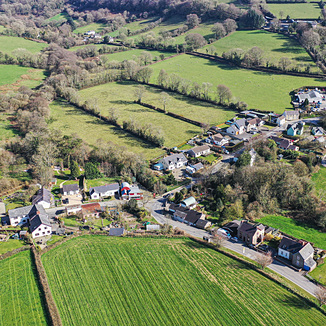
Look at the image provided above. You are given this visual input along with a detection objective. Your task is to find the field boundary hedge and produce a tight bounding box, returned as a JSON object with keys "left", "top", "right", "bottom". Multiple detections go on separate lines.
{"left": 0, "top": 245, "right": 30, "bottom": 261}
{"left": 189, "top": 51, "right": 325, "bottom": 79}
{"left": 31, "top": 247, "right": 63, "bottom": 326}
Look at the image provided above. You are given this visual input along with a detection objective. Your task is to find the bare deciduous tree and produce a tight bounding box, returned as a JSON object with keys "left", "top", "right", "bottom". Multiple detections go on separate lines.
{"left": 255, "top": 251, "right": 273, "bottom": 269}
{"left": 133, "top": 85, "right": 146, "bottom": 103}
{"left": 315, "top": 286, "right": 326, "bottom": 307}
{"left": 160, "top": 92, "right": 170, "bottom": 112}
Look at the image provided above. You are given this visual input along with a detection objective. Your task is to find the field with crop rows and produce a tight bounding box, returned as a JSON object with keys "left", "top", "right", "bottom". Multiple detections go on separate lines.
{"left": 200, "top": 30, "right": 317, "bottom": 68}
{"left": 78, "top": 82, "right": 201, "bottom": 148}
{"left": 0, "top": 36, "right": 46, "bottom": 54}
{"left": 49, "top": 100, "right": 164, "bottom": 159}
{"left": 79, "top": 80, "right": 234, "bottom": 126}
{"left": 0, "top": 250, "right": 48, "bottom": 325}
{"left": 268, "top": 3, "right": 321, "bottom": 19}
{"left": 149, "top": 54, "right": 326, "bottom": 112}
{"left": 42, "top": 236, "right": 326, "bottom": 326}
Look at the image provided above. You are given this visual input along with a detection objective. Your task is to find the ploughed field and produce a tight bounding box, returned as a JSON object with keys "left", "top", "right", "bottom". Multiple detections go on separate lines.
{"left": 42, "top": 236, "right": 326, "bottom": 326}
{"left": 0, "top": 250, "right": 48, "bottom": 325}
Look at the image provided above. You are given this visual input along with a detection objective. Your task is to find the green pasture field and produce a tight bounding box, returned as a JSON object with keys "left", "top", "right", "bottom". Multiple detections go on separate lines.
{"left": 256, "top": 215, "right": 326, "bottom": 249}
{"left": 149, "top": 54, "right": 326, "bottom": 112}
{"left": 102, "top": 49, "right": 175, "bottom": 61}
{"left": 42, "top": 236, "right": 326, "bottom": 326}
{"left": 85, "top": 176, "right": 120, "bottom": 188}
{"left": 0, "top": 239, "right": 25, "bottom": 255}
{"left": 0, "top": 250, "right": 48, "bottom": 325}
{"left": 0, "top": 25, "right": 5, "bottom": 33}
{"left": 73, "top": 23, "right": 107, "bottom": 34}
{"left": 268, "top": 3, "right": 322, "bottom": 19}
{"left": 79, "top": 81, "right": 234, "bottom": 126}
{"left": 200, "top": 30, "right": 317, "bottom": 68}
{"left": 0, "top": 65, "right": 45, "bottom": 89}
{"left": 130, "top": 15, "right": 186, "bottom": 40}
{"left": 310, "top": 263, "right": 326, "bottom": 285}
{"left": 68, "top": 43, "right": 118, "bottom": 52}
{"left": 47, "top": 13, "right": 68, "bottom": 22}
{"left": 49, "top": 100, "right": 164, "bottom": 159}
{"left": 173, "top": 21, "right": 216, "bottom": 45}
{"left": 0, "top": 112, "right": 18, "bottom": 141}
{"left": 0, "top": 36, "right": 46, "bottom": 54}
{"left": 78, "top": 83, "right": 201, "bottom": 148}
{"left": 312, "top": 166, "right": 326, "bottom": 196}
{"left": 122, "top": 16, "right": 160, "bottom": 33}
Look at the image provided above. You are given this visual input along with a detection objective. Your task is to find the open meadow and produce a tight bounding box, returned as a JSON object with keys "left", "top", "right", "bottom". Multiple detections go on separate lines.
{"left": 42, "top": 236, "right": 326, "bottom": 326}
{"left": 0, "top": 36, "right": 46, "bottom": 54}
{"left": 0, "top": 65, "right": 45, "bottom": 91}
{"left": 73, "top": 22, "right": 107, "bottom": 34}
{"left": 268, "top": 3, "right": 322, "bottom": 19}
{"left": 149, "top": 54, "right": 326, "bottom": 112}
{"left": 78, "top": 83, "right": 201, "bottom": 147}
{"left": 0, "top": 250, "right": 48, "bottom": 325}
{"left": 102, "top": 49, "right": 175, "bottom": 61}
{"left": 49, "top": 100, "right": 165, "bottom": 159}
{"left": 200, "top": 30, "right": 318, "bottom": 68}
{"left": 79, "top": 80, "right": 234, "bottom": 126}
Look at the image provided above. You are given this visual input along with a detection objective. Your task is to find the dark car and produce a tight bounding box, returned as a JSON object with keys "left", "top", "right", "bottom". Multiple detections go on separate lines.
{"left": 259, "top": 244, "right": 269, "bottom": 252}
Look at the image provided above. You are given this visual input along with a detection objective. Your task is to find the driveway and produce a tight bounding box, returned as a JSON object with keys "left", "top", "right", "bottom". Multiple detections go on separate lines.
{"left": 146, "top": 197, "right": 319, "bottom": 297}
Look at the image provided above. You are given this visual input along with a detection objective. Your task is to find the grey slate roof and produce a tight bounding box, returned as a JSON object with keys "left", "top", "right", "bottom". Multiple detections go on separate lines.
{"left": 32, "top": 188, "right": 54, "bottom": 205}
{"left": 298, "top": 243, "right": 314, "bottom": 260}
{"left": 109, "top": 228, "right": 125, "bottom": 236}
{"left": 279, "top": 236, "right": 302, "bottom": 253}
{"left": 89, "top": 183, "right": 119, "bottom": 195}
{"left": 161, "top": 153, "right": 187, "bottom": 166}
{"left": 62, "top": 183, "right": 79, "bottom": 193}
{"left": 195, "top": 219, "right": 210, "bottom": 228}
{"left": 29, "top": 213, "right": 51, "bottom": 233}
{"left": 9, "top": 204, "right": 46, "bottom": 219}
{"left": 188, "top": 145, "right": 210, "bottom": 155}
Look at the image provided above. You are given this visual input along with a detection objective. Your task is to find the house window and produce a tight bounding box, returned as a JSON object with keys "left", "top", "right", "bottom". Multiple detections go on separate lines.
{"left": 38, "top": 228, "right": 41, "bottom": 231}
{"left": 35, "top": 233, "right": 39, "bottom": 236}
{"left": 43, "top": 232, "right": 45, "bottom": 235}
{"left": 47, "top": 230, "right": 50, "bottom": 234}
{"left": 44, "top": 227, "right": 47, "bottom": 229}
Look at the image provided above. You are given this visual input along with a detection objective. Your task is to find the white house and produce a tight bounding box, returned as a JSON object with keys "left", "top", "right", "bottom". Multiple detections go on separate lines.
{"left": 187, "top": 145, "right": 210, "bottom": 158}
{"left": 32, "top": 188, "right": 54, "bottom": 209}
{"left": 89, "top": 183, "right": 120, "bottom": 200}
{"left": 62, "top": 184, "right": 79, "bottom": 196}
{"left": 8, "top": 205, "right": 45, "bottom": 226}
{"left": 29, "top": 213, "right": 52, "bottom": 238}
{"left": 276, "top": 115, "right": 286, "bottom": 126}
{"left": 209, "top": 133, "right": 228, "bottom": 146}
{"left": 158, "top": 153, "right": 187, "bottom": 170}
{"left": 226, "top": 119, "right": 247, "bottom": 135}
{"left": 297, "top": 90, "right": 323, "bottom": 104}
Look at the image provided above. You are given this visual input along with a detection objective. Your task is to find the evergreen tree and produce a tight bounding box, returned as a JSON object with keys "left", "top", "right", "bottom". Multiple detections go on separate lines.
{"left": 85, "top": 162, "right": 102, "bottom": 180}
{"left": 70, "top": 160, "right": 80, "bottom": 179}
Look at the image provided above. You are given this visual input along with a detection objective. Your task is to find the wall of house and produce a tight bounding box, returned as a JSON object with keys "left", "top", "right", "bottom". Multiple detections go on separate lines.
{"left": 278, "top": 248, "right": 290, "bottom": 259}
{"left": 292, "top": 253, "right": 304, "bottom": 268}
{"left": 10, "top": 215, "right": 29, "bottom": 226}
{"left": 32, "top": 224, "right": 52, "bottom": 238}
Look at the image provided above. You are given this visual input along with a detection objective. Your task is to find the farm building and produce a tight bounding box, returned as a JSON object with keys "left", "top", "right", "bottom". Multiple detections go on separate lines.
{"left": 32, "top": 187, "right": 55, "bottom": 208}
{"left": 109, "top": 228, "right": 125, "bottom": 236}
{"left": 62, "top": 184, "right": 80, "bottom": 196}
{"left": 187, "top": 145, "right": 210, "bottom": 158}
{"left": 297, "top": 90, "right": 323, "bottom": 104}
{"left": 158, "top": 153, "right": 187, "bottom": 170}
{"left": 89, "top": 183, "right": 120, "bottom": 200}
{"left": 180, "top": 197, "right": 197, "bottom": 209}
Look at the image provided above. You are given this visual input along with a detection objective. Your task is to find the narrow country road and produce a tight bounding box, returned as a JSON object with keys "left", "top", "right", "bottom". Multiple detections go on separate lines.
{"left": 146, "top": 197, "right": 319, "bottom": 298}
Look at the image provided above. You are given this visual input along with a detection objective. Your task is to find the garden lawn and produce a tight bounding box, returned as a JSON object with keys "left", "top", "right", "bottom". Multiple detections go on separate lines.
{"left": 42, "top": 236, "right": 326, "bottom": 326}
{"left": 150, "top": 54, "right": 326, "bottom": 112}
{"left": 268, "top": 3, "right": 322, "bottom": 19}
{"left": 0, "top": 36, "right": 46, "bottom": 54}
{"left": 256, "top": 215, "right": 326, "bottom": 249}
{"left": 78, "top": 81, "right": 234, "bottom": 127}
{"left": 310, "top": 263, "right": 326, "bottom": 286}
{"left": 78, "top": 83, "right": 202, "bottom": 148}
{"left": 0, "top": 250, "right": 48, "bottom": 325}
{"left": 102, "top": 49, "right": 175, "bottom": 61}
{"left": 49, "top": 100, "right": 164, "bottom": 159}
{"left": 0, "top": 239, "right": 25, "bottom": 255}
{"left": 85, "top": 176, "right": 120, "bottom": 188}
{"left": 200, "top": 30, "right": 317, "bottom": 68}
{"left": 73, "top": 23, "right": 107, "bottom": 34}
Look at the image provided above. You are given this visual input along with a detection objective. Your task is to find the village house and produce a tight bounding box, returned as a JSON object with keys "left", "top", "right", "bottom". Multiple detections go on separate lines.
{"left": 187, "top": 145, "right": 210, "bottom": 158}
{"left": 269, "top": 136, "right": 299, "bottom": 151}
{"left": 286, "top": 122, "right": 304, "bottom": 136}
{"left": 173, "top": 206, "right": 205, "bottom": 226}
{"left": 237, "top": 221, "right": 265, "bottom": 245}
{"left": 158, "top": 153, "right": 187, "bottom": 170}
{"left": 81, "top": 203, "right": 102, "bottom": 218}
{"left": 195, "top": 219, "right": 212, "bottom": 229}
{"left": 207, "top": 133, "right": 228, "bottom": 146}
{"left": 62, "top": 184, "right": 80, "bottom": 196}
{"left": 29, "top": 212, "right": 52, "bottom": 239}
{"left": 226, "top": 118, "right": 247, "bottom": 135}
{"left": 120, "top": 182, "right": 143, "bottom": 200}
{"left": 297, "top": 90, "right": 323, "bottom": 105}
{"left": 281, "top": 110, "right": 300, "bottom": 121}
{"left": 89, "top": 183, "right": 120, "bottom": 200}
{"left": 32, "top": 187, "right": 55, "bottom": 209}
{"left": 9, "top": 204, "right": 45, "bottom": 226}
{"left": 222, "top": 220, "right": 241, "bottom": 237}
{"left": 65, "top": 204, "right": 82, "bottom": 216}
{"left": 276, "top": 115, "right": 286, "bottom": 126}
{"left": 278, "top": 236, "right": 316, "bottom": 271}
{"left": 185, "top": 162, "right": 204, "bottom": 175}
{"left": 312, "top": 126, "right": 325, "bottom": 136}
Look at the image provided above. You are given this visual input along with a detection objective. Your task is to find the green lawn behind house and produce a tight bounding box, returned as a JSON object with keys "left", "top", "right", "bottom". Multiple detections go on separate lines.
{"left": 268, "top": 3, "right": 322, "bottom": 19}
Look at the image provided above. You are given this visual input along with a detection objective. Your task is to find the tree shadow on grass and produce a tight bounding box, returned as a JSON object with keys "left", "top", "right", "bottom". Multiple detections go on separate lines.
{"left": 280, "top": 294, "right": 313, "bottom": 310}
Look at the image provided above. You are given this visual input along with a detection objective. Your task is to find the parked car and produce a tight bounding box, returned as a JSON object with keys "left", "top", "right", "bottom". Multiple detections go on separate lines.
{"left": 248, "top": 243, "right": 255, "bottom": 249}
{"left": 258, "top": 244, "right": 269, "bottom": 252}
{"left": 230, "top": 237, "right": 238, "bottom": 242}
{"left": 216, "top": 228, "right": 231, "bottom": 239}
